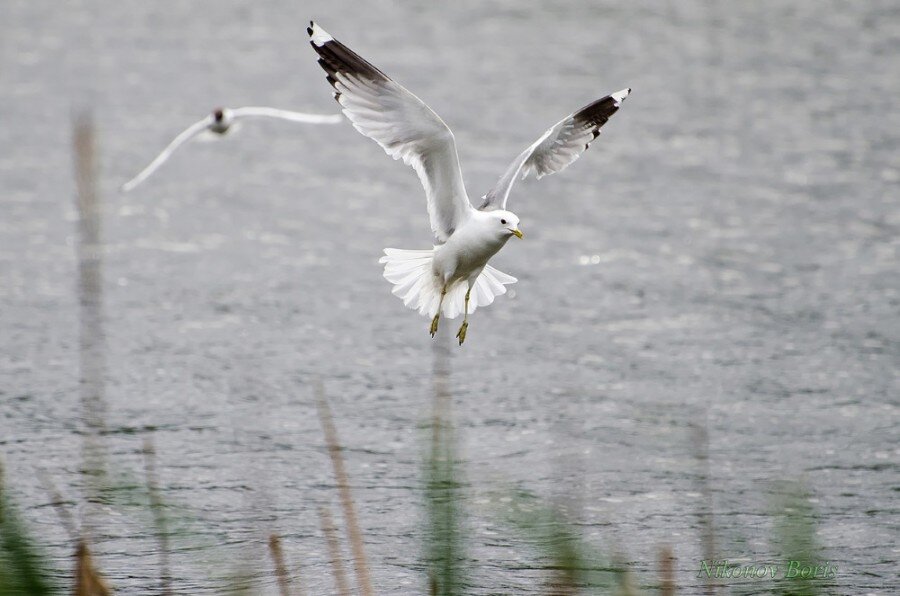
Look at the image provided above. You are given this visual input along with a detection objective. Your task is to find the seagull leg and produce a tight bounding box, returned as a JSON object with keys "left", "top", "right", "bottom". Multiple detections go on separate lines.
{"left": 456, "top": 288, "right": 471, "bottom": 345}
{"left": 429, "top": 314, "right": 440, "bottom": 337}
{"left": 430, "top": 285, "right": 447, "bottom": 337}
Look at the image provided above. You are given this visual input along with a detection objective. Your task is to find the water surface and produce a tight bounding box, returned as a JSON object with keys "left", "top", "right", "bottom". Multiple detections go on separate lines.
{"left": 1, "top": 0, "right": 897, "bottom": 593}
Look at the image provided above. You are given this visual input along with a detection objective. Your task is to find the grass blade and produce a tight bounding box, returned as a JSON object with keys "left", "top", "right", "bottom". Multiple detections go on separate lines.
{"left": 503, "top": 489, "right": 629, "bottom": 594}
{"left": 0, "top": 462, "right": 57, "bottom": 596}
{"left": 691, "top": 423, "right": 716, "bottom": 596}
{"left": 143, "top": 439, "right": 173, "bottom": 595}
{"left": 424, "top": 335, "right": 466, "bottom": 596}
{"left": 770, "top": 482, "right": 826, "bottom": 596}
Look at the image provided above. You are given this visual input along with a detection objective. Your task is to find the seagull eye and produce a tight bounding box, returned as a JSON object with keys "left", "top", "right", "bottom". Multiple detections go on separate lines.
{"left": 500, "top": 219, "right": 507, "bottom": 225}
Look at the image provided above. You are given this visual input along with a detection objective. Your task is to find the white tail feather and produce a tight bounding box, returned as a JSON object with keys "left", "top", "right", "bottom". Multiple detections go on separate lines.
{"left": 379, "top": 248, "right": 517, "bottom": 319}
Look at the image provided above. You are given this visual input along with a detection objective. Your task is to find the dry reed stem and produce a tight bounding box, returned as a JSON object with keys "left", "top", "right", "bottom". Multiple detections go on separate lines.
{"left": 74, "top": 539, "right": 111, "bottom": 596}
{"left": 543, "top": 575, "right": 578, "bottom": 596}
{"left": 73, "top": 112, "right": 106, "bottom": 434}
{"left": 73, "top": 113, "right": 108, "bottom": 539}
{"left": 319, "top": 507, "right": 351, "bottom": 596}
{"left": 314, "top": 383, "right": 374, "bottom": 596}
{"left": 268, "top": 533, "right": 294, "bottom": 596}
{"left": 659, "top": 545, "right": 675, "bottom": 596}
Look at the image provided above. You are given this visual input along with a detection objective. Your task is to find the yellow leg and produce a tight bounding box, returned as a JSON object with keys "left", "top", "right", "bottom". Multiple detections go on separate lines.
{"left": 430, "top": 285, "right": 447, "bottom": 337}
{"left": 456, "top": 288, "right": 471, "bottom": 345}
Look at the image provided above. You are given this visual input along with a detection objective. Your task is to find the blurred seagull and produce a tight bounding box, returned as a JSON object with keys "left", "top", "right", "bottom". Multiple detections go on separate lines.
{"left": 308, "top": 22, "right": 630, "bottom": 345}
{"left": 121, "top": 106, "right": 343, "bottom": 191}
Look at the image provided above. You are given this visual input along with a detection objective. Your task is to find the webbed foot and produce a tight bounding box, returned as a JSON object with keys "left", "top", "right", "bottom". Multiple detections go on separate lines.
{"left": 456, "top": 321, "right": 468, "bottom": 345}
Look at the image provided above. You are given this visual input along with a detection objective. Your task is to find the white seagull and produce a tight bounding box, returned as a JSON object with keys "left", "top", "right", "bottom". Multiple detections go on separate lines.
{"left": 121, "top": 106, "right": 343, "bottom": 192}
{"left": 308, "top": 22, "right": 630, "bottom": 345}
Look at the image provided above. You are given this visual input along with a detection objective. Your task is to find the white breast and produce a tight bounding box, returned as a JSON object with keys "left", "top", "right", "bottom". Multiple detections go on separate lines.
{"left": 433, "top": 213, "right": 510, "bottom": 283}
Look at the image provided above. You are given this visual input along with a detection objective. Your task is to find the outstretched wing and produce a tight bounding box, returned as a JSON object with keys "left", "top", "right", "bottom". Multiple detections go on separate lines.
{"left": 308, "top": 22, "right": 470, "bottom": 242}
{"left": 479, "top": 89, "right": 630, "bottom": 211}
{"left": 230, "top": 106, "right": 343, "bottom": 124}
{"left": 121, "top": 115, "right": 213, "bottom": 192}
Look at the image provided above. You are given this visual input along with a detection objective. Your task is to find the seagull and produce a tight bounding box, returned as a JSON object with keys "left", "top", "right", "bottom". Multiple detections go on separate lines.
{"left": 121, "top": 106, "right": 343, "bottom": 192}
{"left": 308, "top": 22, "right": 630, "bottom": 345}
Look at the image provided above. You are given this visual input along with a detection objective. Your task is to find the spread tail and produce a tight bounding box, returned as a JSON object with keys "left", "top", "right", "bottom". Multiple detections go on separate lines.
{"left": 379, "top": 248, "right": 517, "bottom": 319}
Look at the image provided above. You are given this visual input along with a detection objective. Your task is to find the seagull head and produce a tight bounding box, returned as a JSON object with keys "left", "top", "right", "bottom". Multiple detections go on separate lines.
{"left": 489, "top": 210, "right": 524, "bottom": 240}
{"left": 210, "top": 107, "right": 234, "bottom": 134}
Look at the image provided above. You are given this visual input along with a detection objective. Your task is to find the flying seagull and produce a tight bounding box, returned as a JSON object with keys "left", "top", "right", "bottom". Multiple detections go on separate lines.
{"left": 121, "top": 106, "right": 343, "bottom": 192}
{"left": 308, "top": 22, "right": 630, "bottom": 345}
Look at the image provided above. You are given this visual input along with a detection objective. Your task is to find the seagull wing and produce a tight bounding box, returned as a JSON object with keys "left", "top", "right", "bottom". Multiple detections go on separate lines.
{"left": 230, "top": 106, "right": 343, "bottom": 124}
{"left": 121, "top": 115, "right": 213, "bottom": 192}
{"left": 478, "top": 89, "right": 630, "bottom": 211}
{"left": 308, "top": 22, "right": 470, "bottom": 242}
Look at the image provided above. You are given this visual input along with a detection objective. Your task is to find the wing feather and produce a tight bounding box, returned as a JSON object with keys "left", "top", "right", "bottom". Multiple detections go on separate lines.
{"left": 121, "top": 116, "right": 212, "bottom": 192}
{"left": 479, "top": 88, "right": 630, "bottom": 211}
{"left": 230, "top": 107, "right": 343, "bottom": 124}
{"left": 308, "top": 22, "right": 470, "bottom": 241}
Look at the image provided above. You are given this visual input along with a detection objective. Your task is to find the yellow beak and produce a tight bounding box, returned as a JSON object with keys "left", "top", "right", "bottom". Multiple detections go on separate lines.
{"left": 511, "top": 228, "right": 524, "bottom": 239}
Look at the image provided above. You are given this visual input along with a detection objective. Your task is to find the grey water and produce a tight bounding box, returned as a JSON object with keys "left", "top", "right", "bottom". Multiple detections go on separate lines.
{"left": 1, "top": 0, "right": 897, "bottom": 593}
